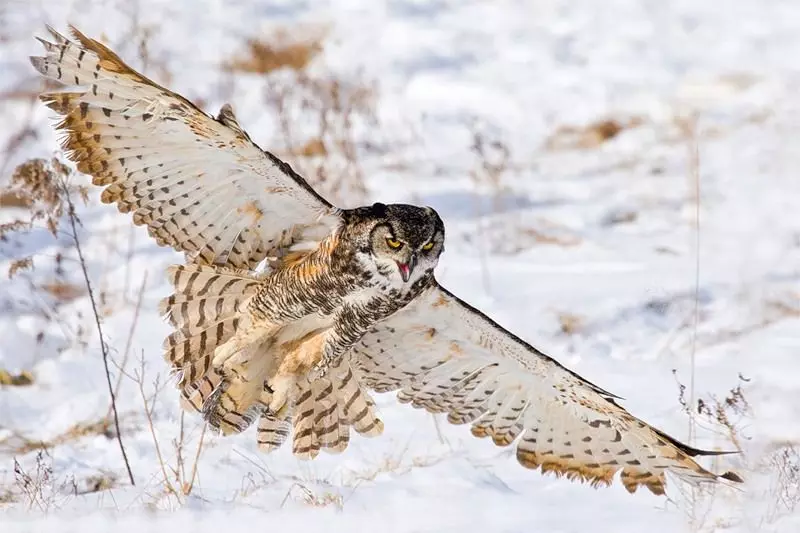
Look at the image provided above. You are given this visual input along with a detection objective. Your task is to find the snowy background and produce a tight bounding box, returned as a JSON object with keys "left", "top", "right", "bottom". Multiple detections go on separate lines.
{"left": 1, "top": 0, "right": 799, "bottom": 531}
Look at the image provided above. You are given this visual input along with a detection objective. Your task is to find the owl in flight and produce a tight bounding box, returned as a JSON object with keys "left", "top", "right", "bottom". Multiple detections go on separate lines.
{"left": 32, "top": 26, "right": 740, "bottom": 496}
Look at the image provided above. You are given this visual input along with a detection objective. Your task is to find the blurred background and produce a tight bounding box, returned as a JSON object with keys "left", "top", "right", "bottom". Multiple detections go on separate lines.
{"left": 0, "top": 1, "right": 798, "bottom": 531}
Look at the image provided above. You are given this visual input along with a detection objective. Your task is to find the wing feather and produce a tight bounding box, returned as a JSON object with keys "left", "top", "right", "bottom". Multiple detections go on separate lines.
{"left": 32, "top": 25, "right": 340, "bottom": 269}
{"left": 351, "top": 282, "right": 742, "bottom": 495}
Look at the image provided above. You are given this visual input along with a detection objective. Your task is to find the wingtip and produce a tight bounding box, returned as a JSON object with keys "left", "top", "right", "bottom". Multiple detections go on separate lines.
{"left": 29, "top": 56, "right": 46, "bottom": 75}
{"left": 44, "top": 24, "right": 64, "bottom": 43}
{"left": 34, "top": 36, "right": 51, "bottom": 49}
{"left": 67, "top": 24, "right": 93, "bottom": 47}
{"left": 684, "top": 446, "right": 741, "bottom": 458}
{"left": 720, "top": 471, "right": 744, "bottom": 483}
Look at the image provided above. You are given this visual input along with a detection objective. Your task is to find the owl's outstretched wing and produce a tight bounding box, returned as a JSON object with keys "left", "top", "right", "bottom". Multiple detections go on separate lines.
{"left": 31, "top": 26, "right": 339, "bottom": 269}
{"left": 351, "top": 282, "right": 742, "bottom": 495}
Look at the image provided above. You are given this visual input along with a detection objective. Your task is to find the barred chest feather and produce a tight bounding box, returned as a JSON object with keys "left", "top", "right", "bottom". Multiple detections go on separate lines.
{"left": 250, "top": 241, "right": 433, "bottom": 353}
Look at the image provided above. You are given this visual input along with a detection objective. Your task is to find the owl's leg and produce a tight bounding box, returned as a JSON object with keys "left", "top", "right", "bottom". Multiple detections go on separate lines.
{"left": 306, "top": 313, "right": 365, "bottom": 380}
{"left": 212, "top": 319, "right": 276, "bottom": 368}
{"left": 267, "top": 329, "right": 329, "bottom": 415}
{"left": 308, "top": 344, "right": 338, "bottom": 381}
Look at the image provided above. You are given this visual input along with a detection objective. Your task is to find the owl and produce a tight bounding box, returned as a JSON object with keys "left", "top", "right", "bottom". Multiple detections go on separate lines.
{"left": 32, "top": 26, "right": 740, "bottom": 496}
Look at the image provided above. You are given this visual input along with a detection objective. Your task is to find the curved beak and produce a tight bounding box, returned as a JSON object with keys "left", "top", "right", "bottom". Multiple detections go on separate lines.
{"left": 397, "top": 252, "right": 417, "bottom": 282}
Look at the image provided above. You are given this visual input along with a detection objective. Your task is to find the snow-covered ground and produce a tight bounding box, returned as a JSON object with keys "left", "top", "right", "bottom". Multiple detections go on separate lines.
{"left": 1, "top": 0, "right": 799, "bottom": 531}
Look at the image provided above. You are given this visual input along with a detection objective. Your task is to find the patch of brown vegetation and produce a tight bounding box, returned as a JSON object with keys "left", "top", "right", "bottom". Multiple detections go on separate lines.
{"left": 40, "top": 282, "right": 85, "bottom": 303}
{"left": 224, "top": 28, "right": 325, "bottom": 75}
{"left": 265, "top": 74, "right": 376, "bottom": 203}
{"left": 0, "top": 369, "right": 34, "bottom": 387}
{"left": 519, "top": 226, "right": 582, "bottom": 247}
{"left": 7, "top": 257, "right": 33, "bottom": 278}
{"left": 0, "top": 157, "right": 75, "bottom": 236}
{"left": 545, "top": 116, "right": 644, "bottom": 150}
{"left": 1, "top": 418, "right": 121, "bottom": 455}
{"left": 296, "top": 138, "right": 328, "bottom": 157}
{"left": 557, "top": 312, "right": 584, "bottom": 335}
{"left": 0, "top": 190, "right": 31, "bottom": 208}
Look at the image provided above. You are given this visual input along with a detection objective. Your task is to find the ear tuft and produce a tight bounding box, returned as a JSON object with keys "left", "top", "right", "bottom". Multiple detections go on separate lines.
{"left": 371, "top": 202, "right": 387, "bottom": 217}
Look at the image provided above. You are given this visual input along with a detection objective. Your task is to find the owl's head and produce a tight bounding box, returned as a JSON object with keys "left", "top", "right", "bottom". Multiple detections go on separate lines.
{"left": 346, "top": 203, "right": 445, "bottom": 284}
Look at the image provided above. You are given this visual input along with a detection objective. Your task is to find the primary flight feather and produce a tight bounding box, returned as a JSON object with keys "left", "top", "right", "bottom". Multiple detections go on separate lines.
{"left": 31, "top": 25, "right": 741, "bottom": 495}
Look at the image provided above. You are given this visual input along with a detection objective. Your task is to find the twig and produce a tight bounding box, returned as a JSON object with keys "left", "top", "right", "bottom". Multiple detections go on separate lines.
{"left": 184, "top": 423, "right": 207, "bottom": 495}
{"left": 135, "top": 356, "right": 178, "bottom": 500}
{"left": 106, "top": 273, "right": 148, "bottom": 423}
{"left": 684, "top": 116, "right": 701, "bottom": 444}
{"left": 60, "top": 178, "right": 136, "bottom": 487}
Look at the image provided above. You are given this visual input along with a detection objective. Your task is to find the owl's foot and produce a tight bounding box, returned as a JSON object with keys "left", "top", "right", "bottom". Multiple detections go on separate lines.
{"left": 266, "top": 374, "right": 294, "bottom": 417}
{"left": 213, "top": 322, "right": 272, "bottom": 367}
{"left": 307, "top": 361, "right": 328, "bottom": 382}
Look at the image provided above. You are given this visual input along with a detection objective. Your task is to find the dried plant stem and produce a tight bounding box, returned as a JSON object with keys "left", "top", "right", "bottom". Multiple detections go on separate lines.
{"left": 105, "top": 273, "right": 148, "bottom": 423}
{"left": 683, "top": 116, "right": 701, "bottom": 444}
{"left": 184, "top": 422, "right": 207, "bottom": 495}
{"left": 135, "top": 358, "right": 178, "bottom": 500}
{"left": 61, "top": 179, "right": 136, "bottom": 487}
{"left": 678, "top": 114, "right": 702, "bottom": 529}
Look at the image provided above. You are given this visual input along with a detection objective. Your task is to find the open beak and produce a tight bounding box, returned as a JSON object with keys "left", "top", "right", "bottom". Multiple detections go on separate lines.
{"left": 397, "top": 253, "right": 417, "bottom": 282}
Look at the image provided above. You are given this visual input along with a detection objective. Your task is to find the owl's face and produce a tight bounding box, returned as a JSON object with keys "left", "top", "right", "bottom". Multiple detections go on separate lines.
{"left": 348, "top": 203, "right": 445, "bottom": 284}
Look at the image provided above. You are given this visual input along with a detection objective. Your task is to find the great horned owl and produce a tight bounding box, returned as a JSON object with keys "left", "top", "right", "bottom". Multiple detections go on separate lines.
{"left": 32, "top": 26, "right": 740, "bottom": 496}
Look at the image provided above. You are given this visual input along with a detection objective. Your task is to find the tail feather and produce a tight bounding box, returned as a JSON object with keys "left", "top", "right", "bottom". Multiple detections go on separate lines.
{"left": 257, "top": 384, "right": 291, "bottom": 451}
{"left": 292, "top": 382, "right": 319, "bottom": 459}
{"left": 313, "top": 377, "right": 349, "bottom": 454}
{"left": 291, "top": 364, "right": 378, "bottom": 459}
{"left": 337, "top": 365, "right": 384, "bottom": 437}
{"left": 180, "top": 369, "right": 222, "bottom": 412}
{"left": 258, "top": 413, "right": 291, "bottom": 451}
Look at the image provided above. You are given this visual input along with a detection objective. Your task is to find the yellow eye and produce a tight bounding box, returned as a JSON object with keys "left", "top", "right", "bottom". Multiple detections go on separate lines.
{"left": 422, "top": 241, "right": 435, "bottom": 251}
{"left": 386, "top": 237, "right": 402, "bottom": 249}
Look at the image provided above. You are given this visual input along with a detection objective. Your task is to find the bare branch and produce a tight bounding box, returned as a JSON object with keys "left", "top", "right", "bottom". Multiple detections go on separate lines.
{"left": 60, "top": 177, "right": 136, "bottom": 487}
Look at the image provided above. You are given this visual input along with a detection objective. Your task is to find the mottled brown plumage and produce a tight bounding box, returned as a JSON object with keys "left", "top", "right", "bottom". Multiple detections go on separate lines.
{"left": 33, "top": 26, "right": 741, "bottom": 496}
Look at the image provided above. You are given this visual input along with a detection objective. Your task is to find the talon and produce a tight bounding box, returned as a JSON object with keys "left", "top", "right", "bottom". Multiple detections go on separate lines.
{"left": 272, "top": 401, "right": 289, "bottom": 420}
{"left": 309, "top": 361, "right": 329, "bottom": 381}
{"left": 267, "top": 374, "right": 294, "bottom": 416}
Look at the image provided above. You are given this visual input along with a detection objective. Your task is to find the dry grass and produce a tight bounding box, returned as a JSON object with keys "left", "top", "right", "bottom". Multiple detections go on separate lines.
{"left": 0, "top": 369, "right": 34, "bottom": 387}
{"left": 0, "top": 190, "right": 31, "bottom": 208}
{"left": 39, "top": 281, "right": 85, "bottom": 303}
{"left": 765, "top": 443, "right": 800, "bottom": 518}
{"left": 696, "top": 374, "right": 752, "bottom": 454}
{"left": 131, "top": 357, "right": 206, "bottom": 505}
{"left": 672, "top": 370, "right": 751, "bottom": 531}
{"left": 263, "top": 73, "right": 376, "bottom": 204}
{"left": 10, "top": 450, "right": 75, "bottom": 512}
{"left": 217, "top": 24, "right": 378, "bottom": 205}
{"left": 557, "top": 312, "right": 585, "bottom": 336}
{"left": 0, "top": 416, "right": 128, "bottom": 455}
{"left": 280, "top": 482, "right": 344, "bottom": 510}
{"left": 0, "top": 157, "right": 75, "bottom": 236}
{"left": 469, "top": 124, "right": 511, "bottom": 208}
{"left": 224, "top": 28, "right": 325, "bottom": 75}
{"left": 545, "top": 116, "right": 644, "bottom": 151}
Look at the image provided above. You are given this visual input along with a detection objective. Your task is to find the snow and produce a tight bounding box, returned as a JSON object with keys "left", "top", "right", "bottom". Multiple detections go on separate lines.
{"left": 1, "top": 0, "right": 799, "bottom": 531}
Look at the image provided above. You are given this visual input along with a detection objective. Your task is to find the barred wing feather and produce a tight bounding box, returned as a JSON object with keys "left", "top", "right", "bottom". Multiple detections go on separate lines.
{"left": 31, "top": 25, "right": 339, "bottom": 269}
{"left": 351, "top": 283, "right": 742, "bottom": 495}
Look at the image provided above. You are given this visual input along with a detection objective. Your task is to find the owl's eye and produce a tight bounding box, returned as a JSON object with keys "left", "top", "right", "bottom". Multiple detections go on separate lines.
{"left": 386, "top": 237, "right": 403, "bottom": 249}
{"left": 421, "top": 241, "right": 435, "bottom": 251}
